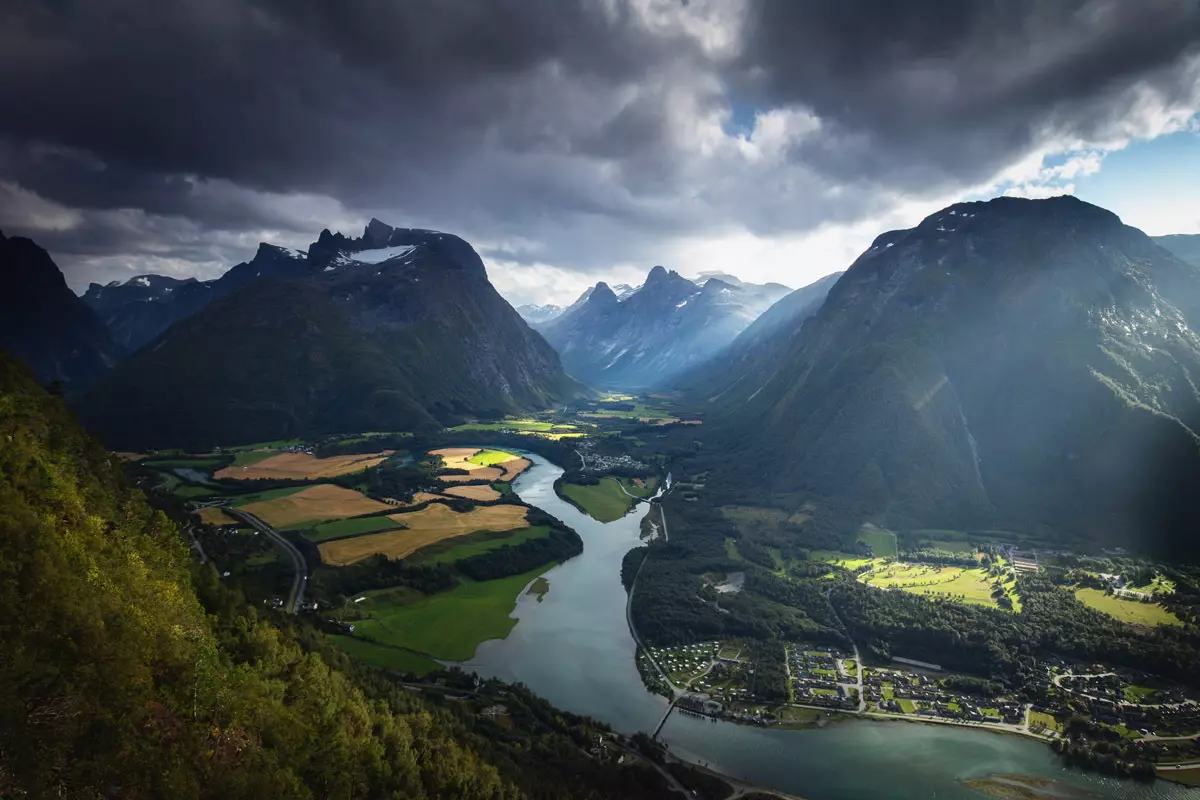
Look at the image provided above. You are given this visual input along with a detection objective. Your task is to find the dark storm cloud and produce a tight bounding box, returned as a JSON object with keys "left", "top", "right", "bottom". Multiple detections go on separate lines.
{"left": 0, "top": 0, "right": 686, "bottom": 205}
{"left": 0, "top": 0, "right": 1197, "bottom": 287}
{"left": 736, "top": 0, "right": 1200, "bottom": 189}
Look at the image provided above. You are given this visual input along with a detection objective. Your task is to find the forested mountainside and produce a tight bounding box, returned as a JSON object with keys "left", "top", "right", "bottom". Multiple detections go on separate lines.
{"left": 79, "top": 221, "right": 576, "bottom": 450}
{"left": 0, "top": 352, "right": 668, "bottom": 799}
{"left": 539, "top": 266, "right": 790, "bottom": 389}
{"left": 702, "top": 196, "right": 1200, "bottom": 556}
{"left": 0, "top": 231, "right": 122, "bottom": 391}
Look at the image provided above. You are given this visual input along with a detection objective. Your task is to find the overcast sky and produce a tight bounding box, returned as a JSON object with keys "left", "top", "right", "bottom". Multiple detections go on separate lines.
{"left": 1, "top": 0, "right": 1198, "bottom": 306}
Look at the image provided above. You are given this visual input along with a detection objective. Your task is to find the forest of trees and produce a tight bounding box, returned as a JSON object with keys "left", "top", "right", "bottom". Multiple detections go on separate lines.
{"left": 0, "top": 352, "right": 670, "bottom": 799}
{"left": 630, "top": 490, "right": 1200, "bottom": 699}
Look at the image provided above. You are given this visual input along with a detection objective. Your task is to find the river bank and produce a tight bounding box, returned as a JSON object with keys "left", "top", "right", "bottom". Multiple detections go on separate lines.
{"left": 460, "top": 453, "right": 1196, "bottom": 799}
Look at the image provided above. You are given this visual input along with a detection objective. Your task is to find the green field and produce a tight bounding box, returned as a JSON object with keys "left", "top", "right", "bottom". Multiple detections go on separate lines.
{"left": 143, "top": 457, "right": 227, "bottom": 469}
{"left": 413, "top": 526, "right": 552, "bottom": 565}
{"left": 861, "top": 561, "right": 1021, "bottom": 611}
{"left": 1028, "top": 710, "right": 1061, "bottom": 733}
{"left": 1074, "top": 588, "right": 1182, "bottom": 627}
{"left": 468, "top": 448, "right": 518, "bottom": 467}
{"left": 811, "top": 551, "right": 875, "bottom": 570}
{"left": 897, "top": 698, "right": 917, "bottom": 714}
{"left": 348, "top": 566, "right": 552, "bottom": 661}
{"left": 173, "top": 484, "right": 221, "bottom": 498}
{"left": 325, "top": 634, "right": 439, "bottom": 675}
{"left": 580, "top": 402, "right": 675, "bottom": 420}
{"left": 560, "top": 477, "right": 635, "bottom": 522}
{"left": 231, "top": 449, "right": 278, "bottom": 467}
{"left": 230, "top": 485, "right": 309, "bottom": 505}
{"left": 303, "top": 515, "right": 403, "bottom": 542}
{"left": 724, "top": 538, "right": 744, "bottom": 562}
{"left": 447, "top": 419, "right": 583, "bottom": 437}
{"left": 858, "top": 526, "right": 897, "bottom": 558}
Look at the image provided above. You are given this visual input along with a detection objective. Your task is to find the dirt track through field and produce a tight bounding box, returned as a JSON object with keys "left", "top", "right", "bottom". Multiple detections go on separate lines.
{"left": 319, "top": 503, "right": 530, "bottom": 565}
{"left": 215, "top": 451, "right": 392, "bottom": 480}
{"left": 239, "top": 484, "right": 391, "bottom": 529}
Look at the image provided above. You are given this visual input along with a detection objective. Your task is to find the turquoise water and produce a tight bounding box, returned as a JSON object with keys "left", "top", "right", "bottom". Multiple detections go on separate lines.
{"left": 463, "top": 453, "right": 1196, "bottom": 799}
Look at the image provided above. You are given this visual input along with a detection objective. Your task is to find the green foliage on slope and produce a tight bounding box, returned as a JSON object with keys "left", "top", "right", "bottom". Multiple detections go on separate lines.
{"left": 0, "top": 352, "right": 662, "bottom": 798}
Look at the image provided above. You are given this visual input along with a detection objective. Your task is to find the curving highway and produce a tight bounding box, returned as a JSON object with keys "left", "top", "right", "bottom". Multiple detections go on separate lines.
{"left": 224, "top": 506, "right": 308, "bottom": 613}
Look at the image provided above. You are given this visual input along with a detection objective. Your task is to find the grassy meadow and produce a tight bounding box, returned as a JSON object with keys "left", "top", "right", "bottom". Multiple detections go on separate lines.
{"left": 560, "top": 477, "right": 635, "bottom": 522}
{"left": 1074, "top": 587, "right": 1182, "bottom": 627}
{"left": 303, "top": 515, "right": 403, "bottom": 542}
{"left": 412, "top": 525, "right": 552, "bottom": 565}
{"left": 347, "top": 566, "right": 551, "bottom": 661}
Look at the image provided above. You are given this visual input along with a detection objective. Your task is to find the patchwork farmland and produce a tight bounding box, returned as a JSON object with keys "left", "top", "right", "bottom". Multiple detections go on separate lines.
{"left": 236, "top": 484, "right": 391, "bottom": 529}
{"left": 318, "top": 503, "right": 531, "bottom": 566}
{"left": 431, "top": 447, "right": 531, "bottom": 483}
{"left": 215, "top": 450, "right": 392, "bottom": 480}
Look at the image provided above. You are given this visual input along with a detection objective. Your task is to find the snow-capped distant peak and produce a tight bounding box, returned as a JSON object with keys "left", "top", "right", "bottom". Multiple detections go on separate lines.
{"left": 134, "top": 276, "right": 151, "bottom": 287}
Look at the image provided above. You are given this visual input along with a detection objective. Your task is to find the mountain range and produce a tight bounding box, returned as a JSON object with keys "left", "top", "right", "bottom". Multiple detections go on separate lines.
{"left": 1155, "top": 234, "right": 1200, "bottom": 267}
{"left": 82, "top": 244, "right": 310, "bottom": 352}
{"left": 80, "top": 221, "right": 575, "bottom": 449}
{"left": 0, "top": 231, "right": 123, "bottom": 391}
{"left": 537, "top": 266, "right": 791, "bottom": 389}
{"left": 700, "top": 196, "right": 1200, "bottom": 556}
{"left": 516, "top": 303, "right": 565, "bottom": 325}
{"left": 675, "top": 270, "right": 844, "bottom": 399}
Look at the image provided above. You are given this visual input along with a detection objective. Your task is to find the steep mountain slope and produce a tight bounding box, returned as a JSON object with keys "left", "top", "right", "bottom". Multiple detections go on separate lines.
{"left": 0, "top": 231, "right": 122, "bottom": 390}
{"left": 709, "top": 196, "right": 1200, "bottom": 556}
{"left": 674, "top": 271, "right": 843, "bottom": 398}
{"left": 82, "top": 244, "right": 309, "bottom": 353}
{"left": 80, "top": 221, "right": 576, "bottom": 449}
{"left": 1155, "top": 234, "right": 1200, "bottom": 266}
{"left": 0, "top": 352, "right": 667, "bottom": 799}
{"left": 539, "top": 266, "right": 791, "bottom": 389}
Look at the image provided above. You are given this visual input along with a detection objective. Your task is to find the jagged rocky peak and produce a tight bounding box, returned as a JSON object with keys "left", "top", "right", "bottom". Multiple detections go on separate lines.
{"left": 644, "top": 265, "right": 672, "bottom": 285}
{"left": 363, "top": 217, "right": 394, "bottom": 248}
{"left": 589, "top": 281, "right": 619, "bottom": 304}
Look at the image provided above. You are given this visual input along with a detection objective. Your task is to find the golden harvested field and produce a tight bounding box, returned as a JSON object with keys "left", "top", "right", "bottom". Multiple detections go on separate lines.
{"left": 319, "top": 503, "right": 530, "bottom": 566}
{"left": 496, "top": 457, "right": 531, "bottom": 481}
{"left": 430, "top": 447, "right": 530, "bottom": 483}
{"left": 443, "top": 485, "right": 502, "bottom": 501}
{"left": 214, "top": 451, "right": 392, "bottom": 480}
{"left": 240, "top": 484, "right": 392, "bottom": 529}
{"left": 196, "top": 506, "right": 238, "bottom": 526}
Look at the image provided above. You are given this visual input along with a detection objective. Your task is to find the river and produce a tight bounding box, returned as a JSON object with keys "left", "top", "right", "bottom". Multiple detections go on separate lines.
{"left": 463, "top": 453, "right": 1196, "bottom": 799}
